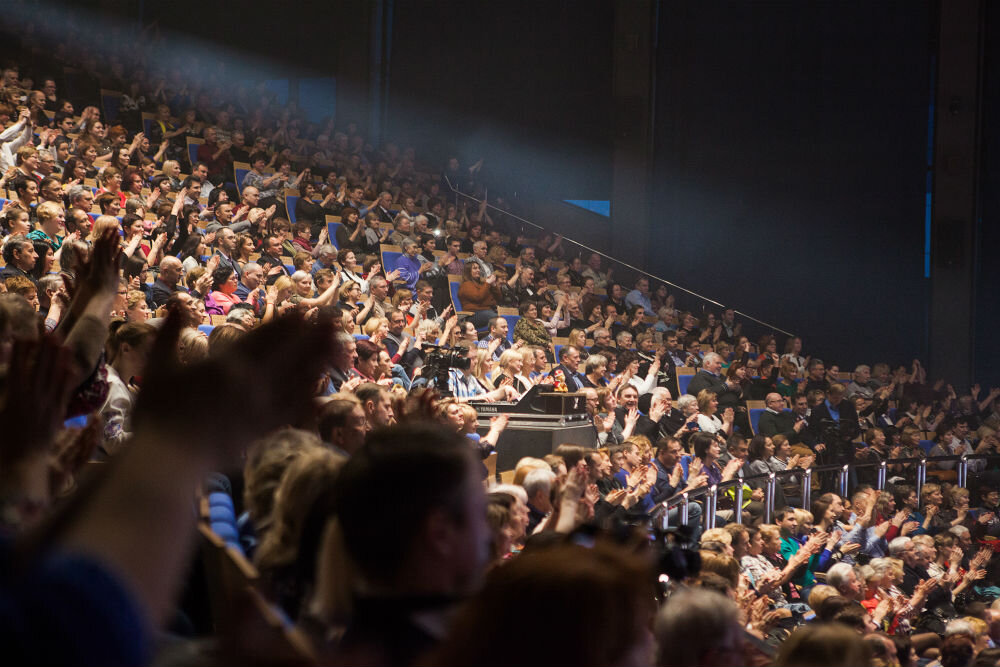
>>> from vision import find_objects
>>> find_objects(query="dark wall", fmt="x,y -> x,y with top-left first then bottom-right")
652,1 -> 932,369
386,0 -> 614,201
975,2 -> 1000,386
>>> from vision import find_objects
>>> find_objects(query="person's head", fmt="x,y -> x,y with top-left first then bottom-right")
702,352 -> 723,375
921,482 -> 944,509
106,320 -> 156,375
826,562 -> 862,600
772,623 -> 872,667
696,389 -> 718,416
807,357 -> 826,381
369,276 -> 389,301
355,382 -> 393,427
558,344 -> 582,374
1,235 -> 37,272
317,395 -> 368,456
335,424 -> 486,593
776,507 -> 799,537
655,588 -> 743,667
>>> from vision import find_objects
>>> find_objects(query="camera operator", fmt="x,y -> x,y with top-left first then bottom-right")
808,383 -> 860,466
444,342 -> 518,403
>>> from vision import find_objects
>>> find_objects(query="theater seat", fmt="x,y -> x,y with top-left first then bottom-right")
676,367 -> 695,396
918,439 -> 935,454
326,222 -> 342,249
198,324 -> 215,335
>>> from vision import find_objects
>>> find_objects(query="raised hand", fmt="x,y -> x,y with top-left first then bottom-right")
132,310 -> 336,457
0,336 -> 79,469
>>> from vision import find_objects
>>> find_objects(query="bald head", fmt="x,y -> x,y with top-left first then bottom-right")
159,256 -> 183,286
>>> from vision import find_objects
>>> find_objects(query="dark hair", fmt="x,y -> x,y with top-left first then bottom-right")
29,239 -> 52,280
747,434 -> 769,462
354,339 -> 379,363
334,424 -> 474,583
554,443 -> 587,470
122,255 -> 147,282
691,433 -> 716,460
178,234 -> 203,262
427,540 -> 653,667
211,265 -> 235,292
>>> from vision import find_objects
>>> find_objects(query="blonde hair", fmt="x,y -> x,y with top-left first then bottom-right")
497,348 -> 523,372
88,214 -> 121,243
255,448 -> 346,574
472,348 -> 496,390
415,318 -> 440,342
177,328 -> 208,365
362,316 -> 388,337
35,200 -> 64,223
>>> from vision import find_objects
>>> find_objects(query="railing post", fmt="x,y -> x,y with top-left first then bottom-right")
734,476 -> 744,525
801,468 -> 813,509
706,485 -> 717,530
680,492 -> 689,525
916,459 -> 927,499
877,461 -> 887,490
660,502 -> 670,530
838,464 -> 849,498
764,473 -> 776,524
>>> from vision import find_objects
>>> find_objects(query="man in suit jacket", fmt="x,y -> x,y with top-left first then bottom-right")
547,345 -> 586,391
757,393 -> 809,444
685,352 -> 727,397
807,383 -> 858,464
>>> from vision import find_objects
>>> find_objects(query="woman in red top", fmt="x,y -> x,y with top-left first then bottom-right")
208,265 -> 242,315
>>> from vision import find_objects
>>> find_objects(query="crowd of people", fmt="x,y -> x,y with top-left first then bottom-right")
2,29 -> 1000,667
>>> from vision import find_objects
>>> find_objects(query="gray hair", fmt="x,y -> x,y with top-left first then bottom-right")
492,483 -> 528,505
655,588 -> 741,667
868,557 -> 893,580
826,563 -> 855,592
1,234 -> 30,263
702,352 -> 723,366
312,243 -> 336,260
593,327 -> 609,340
521,467 -> 556,499
334,331 -> 355,347
854,364 -> 871,374
944,618 -> 976,638
66,184 -> 91,203
242,261 -> 262,274
584,354 -> 608,374
413,214 -> 428,226
888,536 -> 911,557
37,274 -> 63,293
949,525 -> 971,538
676,394 -> 698,414
651,386 -> 673,402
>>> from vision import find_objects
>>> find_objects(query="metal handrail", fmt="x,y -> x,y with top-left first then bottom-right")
442,175 -> 795,337
653,453 -> 996,531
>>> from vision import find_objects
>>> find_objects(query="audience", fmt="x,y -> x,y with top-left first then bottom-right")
0,29 -> 1000,667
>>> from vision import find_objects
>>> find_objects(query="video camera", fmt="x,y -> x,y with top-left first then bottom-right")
421,345 -> 471,397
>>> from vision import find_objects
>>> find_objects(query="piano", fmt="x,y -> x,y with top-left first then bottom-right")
475,384 -> 596,472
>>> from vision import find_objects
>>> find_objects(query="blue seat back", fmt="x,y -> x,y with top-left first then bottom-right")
327,222 -> 342,249
207,491 -> 243,554
286,195 -> 299,222
918,439 -> 936,454
677,373 -> 693,396
198,324 -> 215,335
449,281 -> 463,311
501,314 -> 519,343
187,142 -> 199,166
235,167 -> 250,193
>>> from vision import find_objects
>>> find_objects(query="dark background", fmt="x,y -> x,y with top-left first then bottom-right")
650,1 -> 933,369
20,0 -> 1000,382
